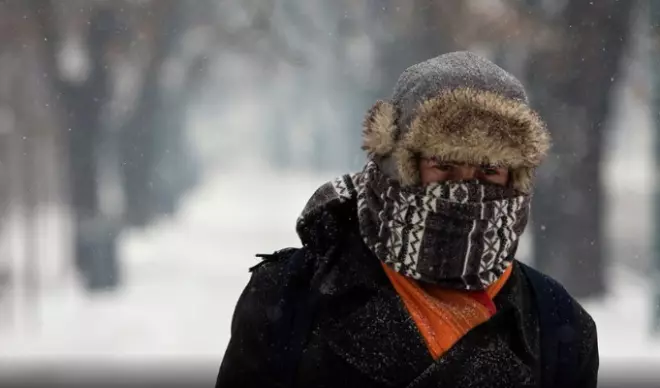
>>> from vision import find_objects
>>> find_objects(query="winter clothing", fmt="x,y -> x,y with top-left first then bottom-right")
349,51 -> 545,288
362,51 -> 550,193
382,262 -> 513,359
215,195 -> 598,387
313,160 -> 529,289
216,51 -> 598,387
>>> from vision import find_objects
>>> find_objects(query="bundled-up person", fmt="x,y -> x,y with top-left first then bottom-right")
216,51 -> 598,388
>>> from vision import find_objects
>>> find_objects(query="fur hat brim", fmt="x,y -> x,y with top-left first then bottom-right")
362,88 -> 550,193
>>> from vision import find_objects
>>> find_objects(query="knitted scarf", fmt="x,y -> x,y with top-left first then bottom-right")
308,160 -> 530,290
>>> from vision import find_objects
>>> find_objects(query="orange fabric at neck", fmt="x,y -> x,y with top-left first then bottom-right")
382,264 -> 513,360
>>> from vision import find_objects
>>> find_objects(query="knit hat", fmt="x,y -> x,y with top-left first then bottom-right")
361,51 -> 550,193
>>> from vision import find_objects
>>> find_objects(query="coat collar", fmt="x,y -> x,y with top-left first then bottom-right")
314,237 -> 433,386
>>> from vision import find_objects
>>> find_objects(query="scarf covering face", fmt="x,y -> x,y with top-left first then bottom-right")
327,160 -> 530,290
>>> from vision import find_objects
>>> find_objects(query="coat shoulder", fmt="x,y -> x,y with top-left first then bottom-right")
239,247 -> 316,315
516,262 -> 597,337
216,247 -> 317,387
518,264 -> 599,385
537,269 -> 597,339
551,275 -> 599,387
249,248 -> 304,288
565,283 -> 599,373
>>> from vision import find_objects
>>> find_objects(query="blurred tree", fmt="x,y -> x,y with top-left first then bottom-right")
522,0 -> 636,298
30,0 -> 120,291
0,0 -> 70,323
28,0 -> 210,291
118,0 -> 208,227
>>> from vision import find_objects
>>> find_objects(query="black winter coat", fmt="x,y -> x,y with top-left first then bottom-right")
216,198 -> 598,388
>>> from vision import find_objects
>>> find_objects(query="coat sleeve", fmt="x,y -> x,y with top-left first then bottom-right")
215,263 -> 286,388
574,311 -> 599,388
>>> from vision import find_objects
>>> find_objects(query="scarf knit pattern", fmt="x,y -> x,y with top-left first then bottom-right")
327,160 -> 530,290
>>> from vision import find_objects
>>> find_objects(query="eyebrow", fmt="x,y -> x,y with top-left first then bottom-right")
427,157 -> 460,164
427,158 -> 504,169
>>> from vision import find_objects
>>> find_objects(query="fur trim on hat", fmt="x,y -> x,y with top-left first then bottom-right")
362,88 -> 550,193
361,100 -> 398,156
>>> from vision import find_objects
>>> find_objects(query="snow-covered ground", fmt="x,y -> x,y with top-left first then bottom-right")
0,169 -> 327,384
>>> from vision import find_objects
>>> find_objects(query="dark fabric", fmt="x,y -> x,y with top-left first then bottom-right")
519,263 -> 591,388
299,161 -> 530,290
216,198 -> 598,388
257,248 -> 319,387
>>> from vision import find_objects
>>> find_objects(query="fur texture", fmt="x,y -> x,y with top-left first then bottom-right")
361,100 -> 398,156
362,88 -> 550,193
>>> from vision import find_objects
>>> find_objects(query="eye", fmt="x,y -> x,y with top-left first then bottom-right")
481,165 -> 500,176
434,163 -> 455,172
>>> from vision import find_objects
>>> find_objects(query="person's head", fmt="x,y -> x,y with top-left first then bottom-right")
349,51 -> 551,289
362,51 -> 550,194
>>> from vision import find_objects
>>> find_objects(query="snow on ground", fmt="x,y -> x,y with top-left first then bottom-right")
0,163 -> 659,381
0,167 -> 332,382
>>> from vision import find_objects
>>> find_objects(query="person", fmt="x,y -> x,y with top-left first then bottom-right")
215,51 -> 598,388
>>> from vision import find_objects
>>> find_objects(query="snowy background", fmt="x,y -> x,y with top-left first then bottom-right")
0,1 -> 659,386
1,77 -> 660,384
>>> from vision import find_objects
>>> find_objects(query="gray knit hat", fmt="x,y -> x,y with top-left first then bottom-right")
361,51 -> 550,193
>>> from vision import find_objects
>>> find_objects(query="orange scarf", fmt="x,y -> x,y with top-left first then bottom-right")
382,263 -> 513,359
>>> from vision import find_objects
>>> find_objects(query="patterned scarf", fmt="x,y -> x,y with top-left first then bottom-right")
326,161 -> 530,290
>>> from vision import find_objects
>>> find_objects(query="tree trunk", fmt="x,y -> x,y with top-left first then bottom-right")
31,2 -> 120,291
527,0 -> 635,298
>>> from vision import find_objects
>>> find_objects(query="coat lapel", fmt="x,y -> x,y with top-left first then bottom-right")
404,308 -> 537,388
403,263 -> 540,388
313,239 -> 434,386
